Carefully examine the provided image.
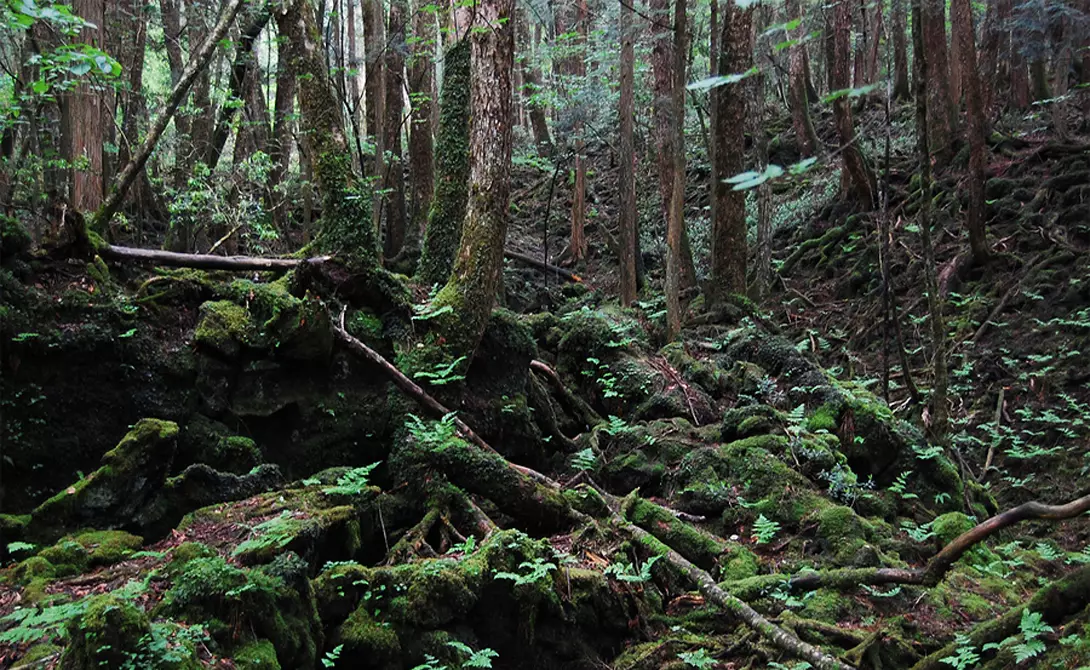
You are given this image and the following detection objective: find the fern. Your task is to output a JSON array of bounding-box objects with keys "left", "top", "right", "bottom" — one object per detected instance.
[
  {"left": 448, "top": 641, "right": 498, "bottom": 668},
  {"left": 323, "top": 462, "right": 380, "bottom": 496},
  {"left": 494, "top": 558, "right": 556, "bottom": 586},
  {"left": 604, "top": 555, "right": 660, "bottom": 583},
  {"left": 752, "top": 514, "right": 780, "bottom": 545},
  {"left": 678, "top": 648, "right": 717, "bottom": 669},
  {"left": 232, "top": 511, "right": 298, "bottom": 557},
  {"left": 570, "top": 448, "right": 598, "bottom": 472}
]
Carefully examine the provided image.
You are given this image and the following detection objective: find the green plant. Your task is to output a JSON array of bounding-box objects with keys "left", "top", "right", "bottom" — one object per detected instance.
[
  {"left": 494, "top": 557, "right": 557, "bottom": 586},
  {"left": 570, "top": 448, "right": 598, "bottom": 472},
  {"left": 232, "top": 511, "right": 298, "bottom": 557},
  {"left": 752, "top": 514, "right": 780, "bottom": 545},
  {"left": 6, "top": 541, "right": 35, "bottom": 555},
  {"left": 981, "top": 608, "right": 1054, "bottom": 663},
  {"left": 446, "top": 536, "right": 478, "bottom": 555},
  {"left": 603, "top": 555, "right": 660, "bottom": 583},
  {"left": 411, "top": 642, "right": 499, "bottom": 670},
  {"left": 322, "top": 644, "right": 344, "bottom": 668},
  {"left": 889, "top": 471, "right": 919, "bottom": 501},
  {"left": 322, "top": 462, "right": 380, "bottom": 496},
  {"left": 940, "top": 635, "right": 981, "bottom": 670},
  {"left": 678, "top": 648, "right": 717, "bottom": 669},
  {"left": 601, "top": 415, "right": 633, "bottom": 437},
  {"left": 413, "top": 356, "right": 468, "bottom": 386},
  {"left": 901, "top": 520, "right": 936, "bottom": 543},
  {"left": 407, "top": 413, "right": 463, "bottom": 452}
]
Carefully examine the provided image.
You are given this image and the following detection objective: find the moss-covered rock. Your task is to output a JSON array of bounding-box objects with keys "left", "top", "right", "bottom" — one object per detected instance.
[
  {"left": 232, "top": 638, "right": 282, "bottom": 669},
  {"left": 27, "top": 419, "right": 179, "bottom": 543},
  {"left": 60, "top": 595, "right": 152, "bottom": 669}
]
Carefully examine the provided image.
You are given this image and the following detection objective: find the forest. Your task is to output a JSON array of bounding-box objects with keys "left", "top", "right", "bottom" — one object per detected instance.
[{"left": 1, "top": 0, "right": 1090, "bottom": 667}]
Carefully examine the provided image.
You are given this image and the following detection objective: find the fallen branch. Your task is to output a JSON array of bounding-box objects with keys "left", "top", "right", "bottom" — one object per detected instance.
[
  {"left": 332, "top": 308, "right": 559, "bottom": 490},
  {"left": 100, "top": 244, "right": 328, "bottom": 272},
  {"left": 505, "top": 249, "right": 582, "bottom": 282},
  {"left": 594, "top": 486, "right": 854, "bottom": 670}
]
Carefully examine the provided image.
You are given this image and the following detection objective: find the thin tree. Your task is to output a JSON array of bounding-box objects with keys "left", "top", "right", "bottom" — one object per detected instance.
[
  {"left": 63, "top": 0, "right": 105, "bottom": 213},
  {"left": 364, "top": 0, "right": 386, "bottom": 231},
  {"left": 617, "top": 0, "right": 637, "bottom": 307},
  {"left": 785, "top": 0, "right": 820, "bottom": 156},
  {"left": 922, "top": 0, "right": 957, "bottom": 165},
  {"left": 518, "top": 11, "right": 554, "bottom": 156},
  {"left": 402, "top": 0, "right": 437, "bottom": 267},
  {"left": 952, "top": 0, "right": 989, "bottom": 265},
  {"left": 709, "top": 0, "right": 752, "bottom": 306},
  {"left": 428, "top": 0, "right": 516, "bottom": 359},
  {"left": 383, "top": 0, "right": 409, "bottom": 259},
  {"left": 891, "top": 0, "right": 911, "bottom": 100},
  {"left": 569, "top": 0, "right": 589, "bottom": 264},
  {"left": 664, "top": 0, "right": 687, "bottom": 339},
  {"left": 912, "top": 0, "right": 948, "bottom": 441}
]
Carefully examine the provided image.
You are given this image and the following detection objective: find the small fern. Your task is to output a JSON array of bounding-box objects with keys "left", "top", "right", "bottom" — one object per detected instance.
[{"left": 752, "top": 514, "right": 780, "bottom": 545}]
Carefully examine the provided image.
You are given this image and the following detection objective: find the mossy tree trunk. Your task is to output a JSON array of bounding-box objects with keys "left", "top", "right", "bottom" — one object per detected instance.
[
  {"left": 952, "top": 0, "right": 990, "bottom": 266},
  {"left": 428, "top": 0, "right": 515, "bottom": 359},
  {"left": 617, "top": 0, "right": 637, "bottom": 307},
  {"left": 517, "top": 11, "right": 553, "bottom": 157},
  {"left": 708, "top": 0, "right": 753, "bottom": 306},
  {"left": 663, "top": 0, "right": 687, "bottom": 340},
  {"left": 276, "top": 0, "right": 377, "bottom": 267},
  {"left": 403, "top": 0, "right": 436, "bottom": 266},
  {"left": 416, "top": 39, "right": 470, "bottom": 287}
]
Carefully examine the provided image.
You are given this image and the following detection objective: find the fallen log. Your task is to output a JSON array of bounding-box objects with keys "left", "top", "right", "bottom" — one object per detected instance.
[
  {"left": 100, "top": 244, "right": 329, "bottom": 272},
  {"left": 505, "top": 249, "right": 582, "bottom": 282}
]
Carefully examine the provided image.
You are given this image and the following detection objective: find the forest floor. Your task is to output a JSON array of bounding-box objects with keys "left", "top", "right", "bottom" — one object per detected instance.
[{"left": 2, "top": 105, "right": 1090, "bottom": 670}]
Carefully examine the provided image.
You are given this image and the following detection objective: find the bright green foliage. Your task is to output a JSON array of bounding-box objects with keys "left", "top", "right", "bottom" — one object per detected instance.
[
  {"left": 321, "top": 462, "right": 380, "bottom": 496},
  {"left": 751, "top": 514, "right": 780, "bottom": 544},
  {"left": 494, "top": 557, "right": 557, "bottom": 586},
  {"left": 678, "top": 648, "right": 717, "bottom": 669},
  {"left": 603, "top": 555, "right": 659, "bottom": 583}
]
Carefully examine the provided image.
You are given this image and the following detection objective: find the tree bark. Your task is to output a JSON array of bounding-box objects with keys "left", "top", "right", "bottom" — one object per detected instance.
[
  {"left": 709, "top": 0, "right": 752, "bottom": 306},
  {"left": 404, "top": 0, "right": 436, "bottom": 266},
  {"left": 569, "top": 0, "right": 589, "bottom": 264},
  {"left": 785, "top": 0, "right": 820, "bottom": 156},
  {"left": 518, "top": 12, "right": 554, "bottom": 157},
  {"left": 363, "top": 0, "right": 386, "bottom": 233},
  {"left": 183, "top": 0, "right": 214, "bottom": 174},
  {"left": 952, "top": 0, "right": 990, "bottom": 266},
  {"left": 617, "top": 0, "right": 637, "bottom": 307},
  {"left": 428, "top": 0, "right": 515, "bottom": 361},
  {"left": 649, "top": 0, "right": 697, "bottom": 293},
  {"left": 891, "top": 0, "right": 911, "bottom": 100},
  {"left": 827, "top": 0, "right": 876, "bottom": 209},
  {"left": 922, "top": 0, "right": 958, "bottom": 165},
  {"left": 383, "top": 0, "right": 409, "bottom": 259},
  {"left": 63, "top": 0, "right": 105, "bottom": 213},
  {"left": 270, "top": 21, "right": 297, "bottom": 233},
  {"left": 912, "top": 0, "right": 948, "bottom": 442},
  {"left": 416, "top": 39, "right": 471, "bottom": 286},
  {"left": 664, "top": 0, "right": 687, "bottom": 339}
]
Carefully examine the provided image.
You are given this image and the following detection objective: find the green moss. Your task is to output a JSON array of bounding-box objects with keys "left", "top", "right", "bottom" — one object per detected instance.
[
  {"left": 38, "top": 538, "right": 89, "bottom": 575},
  {"left": 626, "top": 498, "right": 724, "bottom": 571},
  {"left": 73, "top": 530, "right": 143, "bottom": 566},
  {"left": 417, "top": 39, "right": 471, "bottom": 286},
  {"left": 806, "top": 405, "right": 839, "bottom": 432},
  {"left": 338, "top": 607, "right": 401, "bottom": 667},
  {"left": 10, "top": 556, "right": 56, "bottom": 583},
  {"left": 932, "top": 512, "right": 974, "bottom": 544},
  {"left": 170, "top": 542, "right": 217, "bottom": 566},
  {"left": 232, "top": 639, "right": 282, "bottom": 670},
  {"left": 11, "top": 643, "right": 62, "bottom": 669},
  {"left": 720, "top": 546, "right": 760, "bottom": 582},
  {"left": 799, "top": 588, "right": 849, "bottom": 622},
  {"left": 61, "top": 595, "right": 151, "bottom": 669},
  {"left": 195, "top": 300, "right": 253, "bottom": 357}
]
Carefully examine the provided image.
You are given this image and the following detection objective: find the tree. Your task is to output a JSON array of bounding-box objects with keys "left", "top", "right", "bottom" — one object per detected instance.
[
  {"left": 922, "top": 0, "right": 957, "bottom": 165},
  {"left": 952, "top": 0, "right": 990, "bottom": 265},
  {"left": 569, "top": 0, "right": 589, "bottom": 264},
  {"left": 826, "top": 0, "right": 876, "bottom": 209},
  {"left": 428, "top": 0, "right": 515, "bottom": 359},
  {"left": 383, "top": 0, "right": 409, "bottom": 259},
  {"left": 708, "top": 0, "right": 753, "bottom": 306},
  {"left": 416, "top": 39, "right": 470, "bottom": 286},
  {"left": 364, "top": 0, "right": 386, "bottom": 232},
  {"left": 402, "top": 0, "right": 437, "bottom": 268},
  {"left": 517, "top": 12, "right": 553, "bottom": 157},
  {"left": 785, "top": 0, "right": 820, "bottom": 156},
  {"left": 617, "top": 0, "right": 637, "bottom": 307},
  {"left": 61, "top": 0, "right": 105, "bottom": 213},
  {"left": 891, "top": 0, "right": 911, "bottom": 100},
  {"left": 912, "top": 0, "right": 948, "bottom": 442},
  {"left": 664, "top": 0, "right": 687, "bottom": 339}
]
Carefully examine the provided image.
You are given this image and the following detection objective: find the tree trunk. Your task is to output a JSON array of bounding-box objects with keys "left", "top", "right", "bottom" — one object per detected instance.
[
  {"left": 276, "top": 0, "right": 378, "bottom": 267},
  {"left": 110, "top": 0, "right": 156, "bottom": 233},
  {"left": 518, "top": 12, "right": 553, "bottom": 156},
  {"left": 827, "top": 0, "right": 876, "bottom": 209},
  {"left": 664, "top": 0, "right": 687, "bottom": 339},
  {"left": 948, "top": 0, "right": 963, "bottom": 105},
  {"left": 618, "top": 0, "right": 637, "bottom": 307},
  {"left": 429, "top": 0, "right": 515, "bottom": 361},
  {"left": 416, "top": 40, "right": 471, "bottom": 286},
  {"left": 922, "top": 0, "right": 957, "bottom": 166},
  {"left": 383, "top": 0, "right": 409, "bottom": 259},
  {"left": 891, "top": 0, "right": 911, "bottom": 100},
  {"left": 363, "top": 0, "right": 386, "bottom": 230},
  {"left": 785, "top": 0, "right": 820, "bottom": 156},
  {"left": 978, "top": 0, "right": 1001, "bottom": 114},
  {"left": 649, "top": 0, "right": 697, "bottom": 294},
  {"left": 911, "top": 0, "right": 948, "bottom": 442},
  {"left": 865, "top": 0, "right": 883, "bottom": 88},
  {"left": 709, "top": 0, "right": 752, "bottom": 306},
  {"left": 63, "top": 0, "right": 105, "bottom": 213},
  {"left": 270, "top": 22, "right": 297, "bottom": 234},
  {"left": 403, "top": 0, "right": 436, "bottom": 267},
  {"left": 184, "top": 0, "right": 214, "bottom": 179},
  {"left": 569, "top": 0, "right": 589, "bottom": 264},
  {"left": 952, "top": 0, "right": 989, "bottom": 266},
  {"left": 853, "top": 0, "right": 867, "bottom": 87}
]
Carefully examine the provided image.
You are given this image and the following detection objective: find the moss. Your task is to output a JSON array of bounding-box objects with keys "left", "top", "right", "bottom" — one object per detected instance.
[
  {"left": 626, "top": 498, "right": 725, "bottom": 572},
  {"left": 72, "top": 530, "right": 143, "bottom": 566},
  {"left": 170, "top": 541, "right": 217, "bottom": 566},
  {"left": 719, "top": 546, "right": 760, "bottom": 582},
  {"left": 806, "top": 405, "right": 839, "bottom": 432},
  {"left": 232, "top": 639, "right": 282, "bottom": 670},
  {"left": 417, "top": 39, "right": 471, "bottom": 286},
  {"left": 932, "top": 512, "right": 974, "bottom": 545},
  {"left": 61, "top": 594, "right": 152, "bottom": 669},
  {"left": 38, "top": 538, "right": 89, "bottom": 575},
  {"left": 11, "top": 643, "right": 62, "bottom": 668},
  {"left": 195, "top": 300, "right": 253, "bottom": 358},
  {"left": 338, "top": 607, "right": 401, "bottom": 667},
  {"left": 799, "top": 588, "right": 850, "bottom": 622},
  {"left": 0, "top": 215, "right": 32, "bottom": 261},
  {"left": 721, "top": 404, "right": 780, "bottom": 441},
  {"left": 10, "top": 556, "right": 56, "bottom": 583}
]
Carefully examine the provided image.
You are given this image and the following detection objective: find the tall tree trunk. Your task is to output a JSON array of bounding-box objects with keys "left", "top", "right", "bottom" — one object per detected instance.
[
  {"left": 785, "top": 0, "right": 819, "bottom": 156},
  {"left": 911, "top": 0, "right": 947, "bottom": 442},
  {"left": 63, "top": 0, "right": 105, "bottom": 213},
  {"left": 363, "top": 0, "right": 385, "bottom": 218},
  {"left": 978, "top": 0, "right": 1001, "bottom": 114},
  {"left": 649, "top": 0, "right": 697, "bottom": 294},
  {"left": 430, "top": 0, "right": 515, "bottom": 361},
  {"left": 347, "top": 0, "right": 361, "bottom": 128},
  {"left": 952, "top": 0, "right": 989, "bottom": 266},
  {"left": 664, "top": 0, "right": 687, "bottom": 339},
  {"left": 110, "top": 0, "right": 155, "bottom": 232},
  {"left": 403, "top": 0, "right": 436, "bottom": 267},
  {"left": 853, "top": 0, "right": 867, "bottom": 87},
  {"left": 416, "top": 40, "right": 471, "bottom": 286},
  {"left": 618, "top": 0, "right": 637, "bottom": 307},
  {"left": 891, "top": 0, "right": 911, "bottom": 100},
  {"left": 276, "top": 0, "right": 378, "bottom": 266},
  {"left": 709, "top": 0, "right": 753, "bottom": 306},
  {"left": 827, "top": 0, "right": 876, "bottom": 208},
  {"left": 383, "top": 0, "right": 408, "bottom": 259},
  {"left": 518, "top": 12, "right": 553, "bottom": 156},
  {"left": 948, "top": 0, "right": 963, "bottom": 105},
  {"left": 270, "top": 23, "right": 297, "bottom": 234},
  {"left": 569, "top": 0, "right": 588, "bottom": 264},
  {"left": 184, "top": 0, "right": 214, "bottom": 178},
  {"left": 922, "top": 0, "right": 957, "bottom": 166},
  {"left": 865, "top": 0, "right": 883, "bottom": 88}
]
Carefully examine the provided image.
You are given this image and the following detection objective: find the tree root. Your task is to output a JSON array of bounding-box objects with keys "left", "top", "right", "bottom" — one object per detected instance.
[
  {"left": 595, "top": 486, "right": 855, "bottom": 670},
  {"left": 780, "top": 222, "right": 854, "bottom": 276},
  {"left": 527, "top": 372, "right": 581, "bottom": 452},
  {"left": 530, "top": 359, "right": 604, "bottom": 429},
  {"left": 505, "top": 249, "right": 583, "bottom": 282},
  {"left": 386, "top": 506, "right": 443, "bottom": 564}
]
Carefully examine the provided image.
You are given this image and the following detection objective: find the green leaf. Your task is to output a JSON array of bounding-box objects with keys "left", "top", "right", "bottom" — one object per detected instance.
[{"left": 687, "top": 66, "right": 759, "bottom": 91}]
